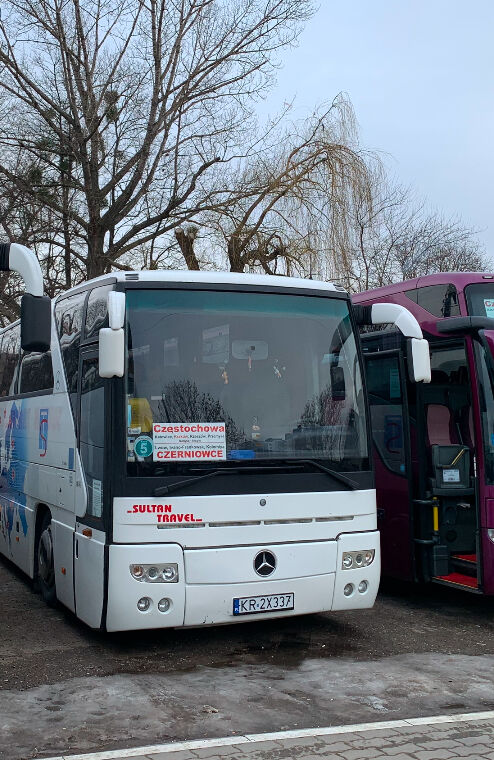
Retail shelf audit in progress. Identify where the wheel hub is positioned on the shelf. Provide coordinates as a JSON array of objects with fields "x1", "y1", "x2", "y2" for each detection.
[{"x1": 38, "y1": 527, "x2": 54, "y2": 587}]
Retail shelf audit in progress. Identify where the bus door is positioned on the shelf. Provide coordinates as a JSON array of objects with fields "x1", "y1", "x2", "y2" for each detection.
[
  {"x1": 415, "y1": 342, "x2": 479, "y2": 590},
  {"x1": 74, "y1": 349, "x2": 107, "y2": 628},
  {"x1": 364, "y1": 350, "x2": 413, "y2": 580}
]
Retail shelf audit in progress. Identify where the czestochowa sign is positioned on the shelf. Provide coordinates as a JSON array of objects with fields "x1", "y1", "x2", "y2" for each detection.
[{"x1": 152, "y1": 422, "x2": 227, "y2": 461}]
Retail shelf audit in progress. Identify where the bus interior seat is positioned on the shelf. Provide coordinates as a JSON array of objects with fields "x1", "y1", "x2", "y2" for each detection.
[
  {"x1": 129, "y1": 397, "x2": 153, "y2": 433},
  {"x1": 426, "y1": 404, "x2": 459, "y2": 447}
]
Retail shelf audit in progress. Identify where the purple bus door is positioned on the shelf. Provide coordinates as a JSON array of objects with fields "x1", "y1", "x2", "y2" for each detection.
[{"x1": 365, "y1": 351, "x2": 414, "y2": 581}]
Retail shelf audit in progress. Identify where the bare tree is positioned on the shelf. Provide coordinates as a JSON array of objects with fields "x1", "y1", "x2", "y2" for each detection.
[
  {"x1": 179, "y1": 96, "x2": 371, "y2": 276},
  {"x1": 0, "y1": 0, "x2": 314, "y2": 279},
  {"x1": 333, "y1": 165, "x2": 489, "y2": 292}
]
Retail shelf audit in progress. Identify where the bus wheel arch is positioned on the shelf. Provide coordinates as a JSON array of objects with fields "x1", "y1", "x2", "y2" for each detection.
[{"x1": 34, "y1": 505, "x2": 57, "y2": 607}]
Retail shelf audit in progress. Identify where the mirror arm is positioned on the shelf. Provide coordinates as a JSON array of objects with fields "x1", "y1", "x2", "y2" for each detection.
[
  {"x1": 0, "y1": 242, "x2": 51, "y2": 352},
  {"x1": 354, "y1": 300, "x2": 431, "y2": 383},
  {"x1": 354, "y1": 301, "x2": 424, "y2": 339},
  {"x1": 0, "y1": 242, "x2": 44, "y2": 296}
]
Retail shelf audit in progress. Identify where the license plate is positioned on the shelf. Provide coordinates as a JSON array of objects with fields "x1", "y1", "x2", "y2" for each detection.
[{"x1": 233, "y1": 592, "x2": 294, "y2": 615}]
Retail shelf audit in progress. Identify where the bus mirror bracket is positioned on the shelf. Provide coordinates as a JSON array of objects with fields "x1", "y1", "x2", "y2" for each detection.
[
  {"x1": 437, "y1": 316, "x2": 494, "y2": 334},
  {"x1": 99, "y1": 291, "x2": 125, "y2": 378},
  {"x1": 108, "y1": 291, "x2": 125, "y2": 329},
  {"x1": 0, "y1": 242, "x2": 51, "y2": 353},
  {"x1": 354, "y1": 301, "x2": 431, "y2": 383}
]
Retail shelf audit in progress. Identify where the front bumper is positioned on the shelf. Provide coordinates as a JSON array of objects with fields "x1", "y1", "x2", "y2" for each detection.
[{"x1": 105, "y1": 531, "x2": 380, "y2": 631}]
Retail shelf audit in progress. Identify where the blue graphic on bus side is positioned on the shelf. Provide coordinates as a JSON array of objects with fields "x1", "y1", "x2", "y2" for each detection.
[
  {"x1": 1, "y1": 401, "x2": 28, "y2": 545},
  {"x1": 39, "y1": 408, "x2": 49, "y2": 457}
]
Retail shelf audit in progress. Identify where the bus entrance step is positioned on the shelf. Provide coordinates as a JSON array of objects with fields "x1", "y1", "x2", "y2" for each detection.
[
  {"x1": 433, "y1": 571, "x2": 479, "y2": 591},
  {"x1": 451, "y1": 553, "x2": 477, "y2": 564},
  {"x1": 451, "y1": 553, "x2": 478, "y2": 576}
]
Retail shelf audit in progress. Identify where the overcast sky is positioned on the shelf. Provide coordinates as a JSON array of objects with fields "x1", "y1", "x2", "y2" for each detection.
[{"x1": 258, "y1": 0, "x2": 494, "y2": 254}]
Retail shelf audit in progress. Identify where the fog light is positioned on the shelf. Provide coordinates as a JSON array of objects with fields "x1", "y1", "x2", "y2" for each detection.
[
  {"x1": 130, "y1": 564, "x2": 144, "y2": 579},
  {"x1": 343, "y1": 554, "x2": 353, "y2": 569},
  {"x1": 358, "y1": 580, "x2": 368, "y2": 593},
  {"x1": 343, "y1": 583, "x2": 354, "y2": 597},
  {"x1": 158, "y1": 598, "x2": 171, "y2": 613},
  {"x1": 163, "y1": 565, "x2": 178, "y2": 582},
  {"x1": 147, "y1": 566, "x2": 159, "y2": 580},
  {"x1": 137, "y1": 596, "x2": 151, "y2": 612}
]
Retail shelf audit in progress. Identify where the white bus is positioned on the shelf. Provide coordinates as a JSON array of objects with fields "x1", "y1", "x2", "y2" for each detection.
[{"x1": 0, "y1": 244, "x2": 430, "y2": 631}]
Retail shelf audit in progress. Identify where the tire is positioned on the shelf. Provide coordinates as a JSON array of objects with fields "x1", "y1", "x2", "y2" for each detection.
[{"x1": 35, "y1": 512, "x2": 57, "y2": 607}]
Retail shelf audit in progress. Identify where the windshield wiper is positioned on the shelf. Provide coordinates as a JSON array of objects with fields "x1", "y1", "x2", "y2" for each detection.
[
  {"x1": 153, "y1": 464, "x2": 305, "y2": 496},
  {"x1": 153, "y1": 460, "x2": 357, "y2": 496},
  {"x1": 285, "y1": 459, "x2": 360, "y2": 490},
  {"x1": 154, "y1": 468, "x2": 240, "y2": 496}
]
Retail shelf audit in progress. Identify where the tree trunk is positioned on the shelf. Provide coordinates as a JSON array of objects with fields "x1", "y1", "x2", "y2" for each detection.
[
  {"x1": 175, "y1": 227, "x2": 200, "y2": 270},
  {"x1": 86, "y1": 226, "x2": 107, "y2": 280},
  {"x1": 227, "y1": 234, "x2": 244, "y2": 272}
]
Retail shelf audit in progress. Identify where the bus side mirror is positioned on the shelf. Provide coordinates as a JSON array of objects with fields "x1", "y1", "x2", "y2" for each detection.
[
  {"x1": 330, "y1": 365, "x2": 346, "y2": 400},
  {"x1": 99, "y1": 328, "x2": 124, "y2": 378},
  {"x1": 99, "y1": 291, "x2": 125, "y2": 378},
  {"x1": 20, "y1": 294, "x2": 51, "y2": 352},
  {"x1": 407, "y1": 337, "x2": 431, "y2": 383}
]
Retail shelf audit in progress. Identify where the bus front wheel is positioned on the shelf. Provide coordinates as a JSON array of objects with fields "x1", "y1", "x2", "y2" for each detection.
[{"x1": 36, "y1": 513, "x2": 57, "y2": 607}]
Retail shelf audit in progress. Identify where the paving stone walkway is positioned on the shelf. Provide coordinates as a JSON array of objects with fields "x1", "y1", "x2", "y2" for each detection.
[{"x1": 47, "y1": 716, "x2": 494, "y2": 760}]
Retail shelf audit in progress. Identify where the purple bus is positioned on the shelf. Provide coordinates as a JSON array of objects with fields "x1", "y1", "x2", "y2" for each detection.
[{"x1": 353, "y1": 273, "x2": 494, "y2": 594}]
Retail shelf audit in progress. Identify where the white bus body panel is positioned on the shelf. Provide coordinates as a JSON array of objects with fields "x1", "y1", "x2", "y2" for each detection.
[
  {"x1": 74, "y1": 524, "x2": 105, "y2": 628},
  {"x1": 184, "y1": 541, "x2": 338, "y2": 584},
  {"x1": 113, "y1": 489, "x2": 376, "y2": 546},
  {"x1": 107, "y1": 491, "x2": 379, "y2": 631},
  {"x1": 106, "y1": 531, "x2": 380, "y2": 631},
  {"x1": 0, "y1": 305, "x2": 82, "y2": 613},
  {"x1": 0, "y1": 392, "x2": 78, "y2": 573}
]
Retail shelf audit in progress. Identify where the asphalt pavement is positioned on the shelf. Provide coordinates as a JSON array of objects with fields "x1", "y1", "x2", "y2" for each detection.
[{"x1": 3, "y1": 555, "x2": 494, "y2": 760}]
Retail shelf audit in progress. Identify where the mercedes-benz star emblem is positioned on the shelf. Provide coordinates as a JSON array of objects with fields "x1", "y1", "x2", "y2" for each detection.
[{"x1": 254, "y1": 550, "x2": 277, "y2": 577}]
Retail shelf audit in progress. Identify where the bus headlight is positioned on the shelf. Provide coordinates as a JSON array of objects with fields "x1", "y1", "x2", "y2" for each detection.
[
  {"x1": 342, "y1": 550, "x2": 375, "y2": 570},
  {"x1": 137, "y1": 596, "x2": 151, "y2": 612},
  {"x1": 163, "y1": 565, "x2": 178, "y2": 582},
  {"x1": 130, "y1": 564, "x2": 145, "y2": 579},
  {"x1": 130, "y1": 563, "x2": 179, "y2": 582}
]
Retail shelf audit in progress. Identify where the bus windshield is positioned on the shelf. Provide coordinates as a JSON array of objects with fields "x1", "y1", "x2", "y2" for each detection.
[
  {"x1": 465, "y1": 283, "x2": 494, "y2": 318},
  {"x1": 125, "y1": 289, "x2": 368, "y2": 475}
]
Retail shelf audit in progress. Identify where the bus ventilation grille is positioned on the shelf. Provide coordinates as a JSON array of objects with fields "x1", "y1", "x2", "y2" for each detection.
[{"x1": 125, "y1": 273, "x2": 139, "y2": 281}]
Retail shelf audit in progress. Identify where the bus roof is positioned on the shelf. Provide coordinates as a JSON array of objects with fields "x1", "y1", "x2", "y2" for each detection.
[
  {"x1": 59, "y1": 270, "x2": 344, "y2": 298},
  {"x1": 353, "y1": 271, "x2": 494, "y2": 302}
]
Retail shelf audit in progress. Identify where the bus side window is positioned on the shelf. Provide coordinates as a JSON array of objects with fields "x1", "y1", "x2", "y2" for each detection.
[
  {"x1": 19, "y1": 351, "x2": 54, "y2": 394},
  {"x1": 55, "y1": 291, "x2": 86, "y2": 410},
  {"x1": 80, "y1": 356, "x2": 105, "y2": 520},
  {"x1": 415, "y1": 284, "x2": 460, "y2": 318},
  {"x1": 85, "y1": 285, "x2": 112, "y2": 341},
  {"x1": 0, "y1": 324, "x2": 21, "y2": 397}
]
